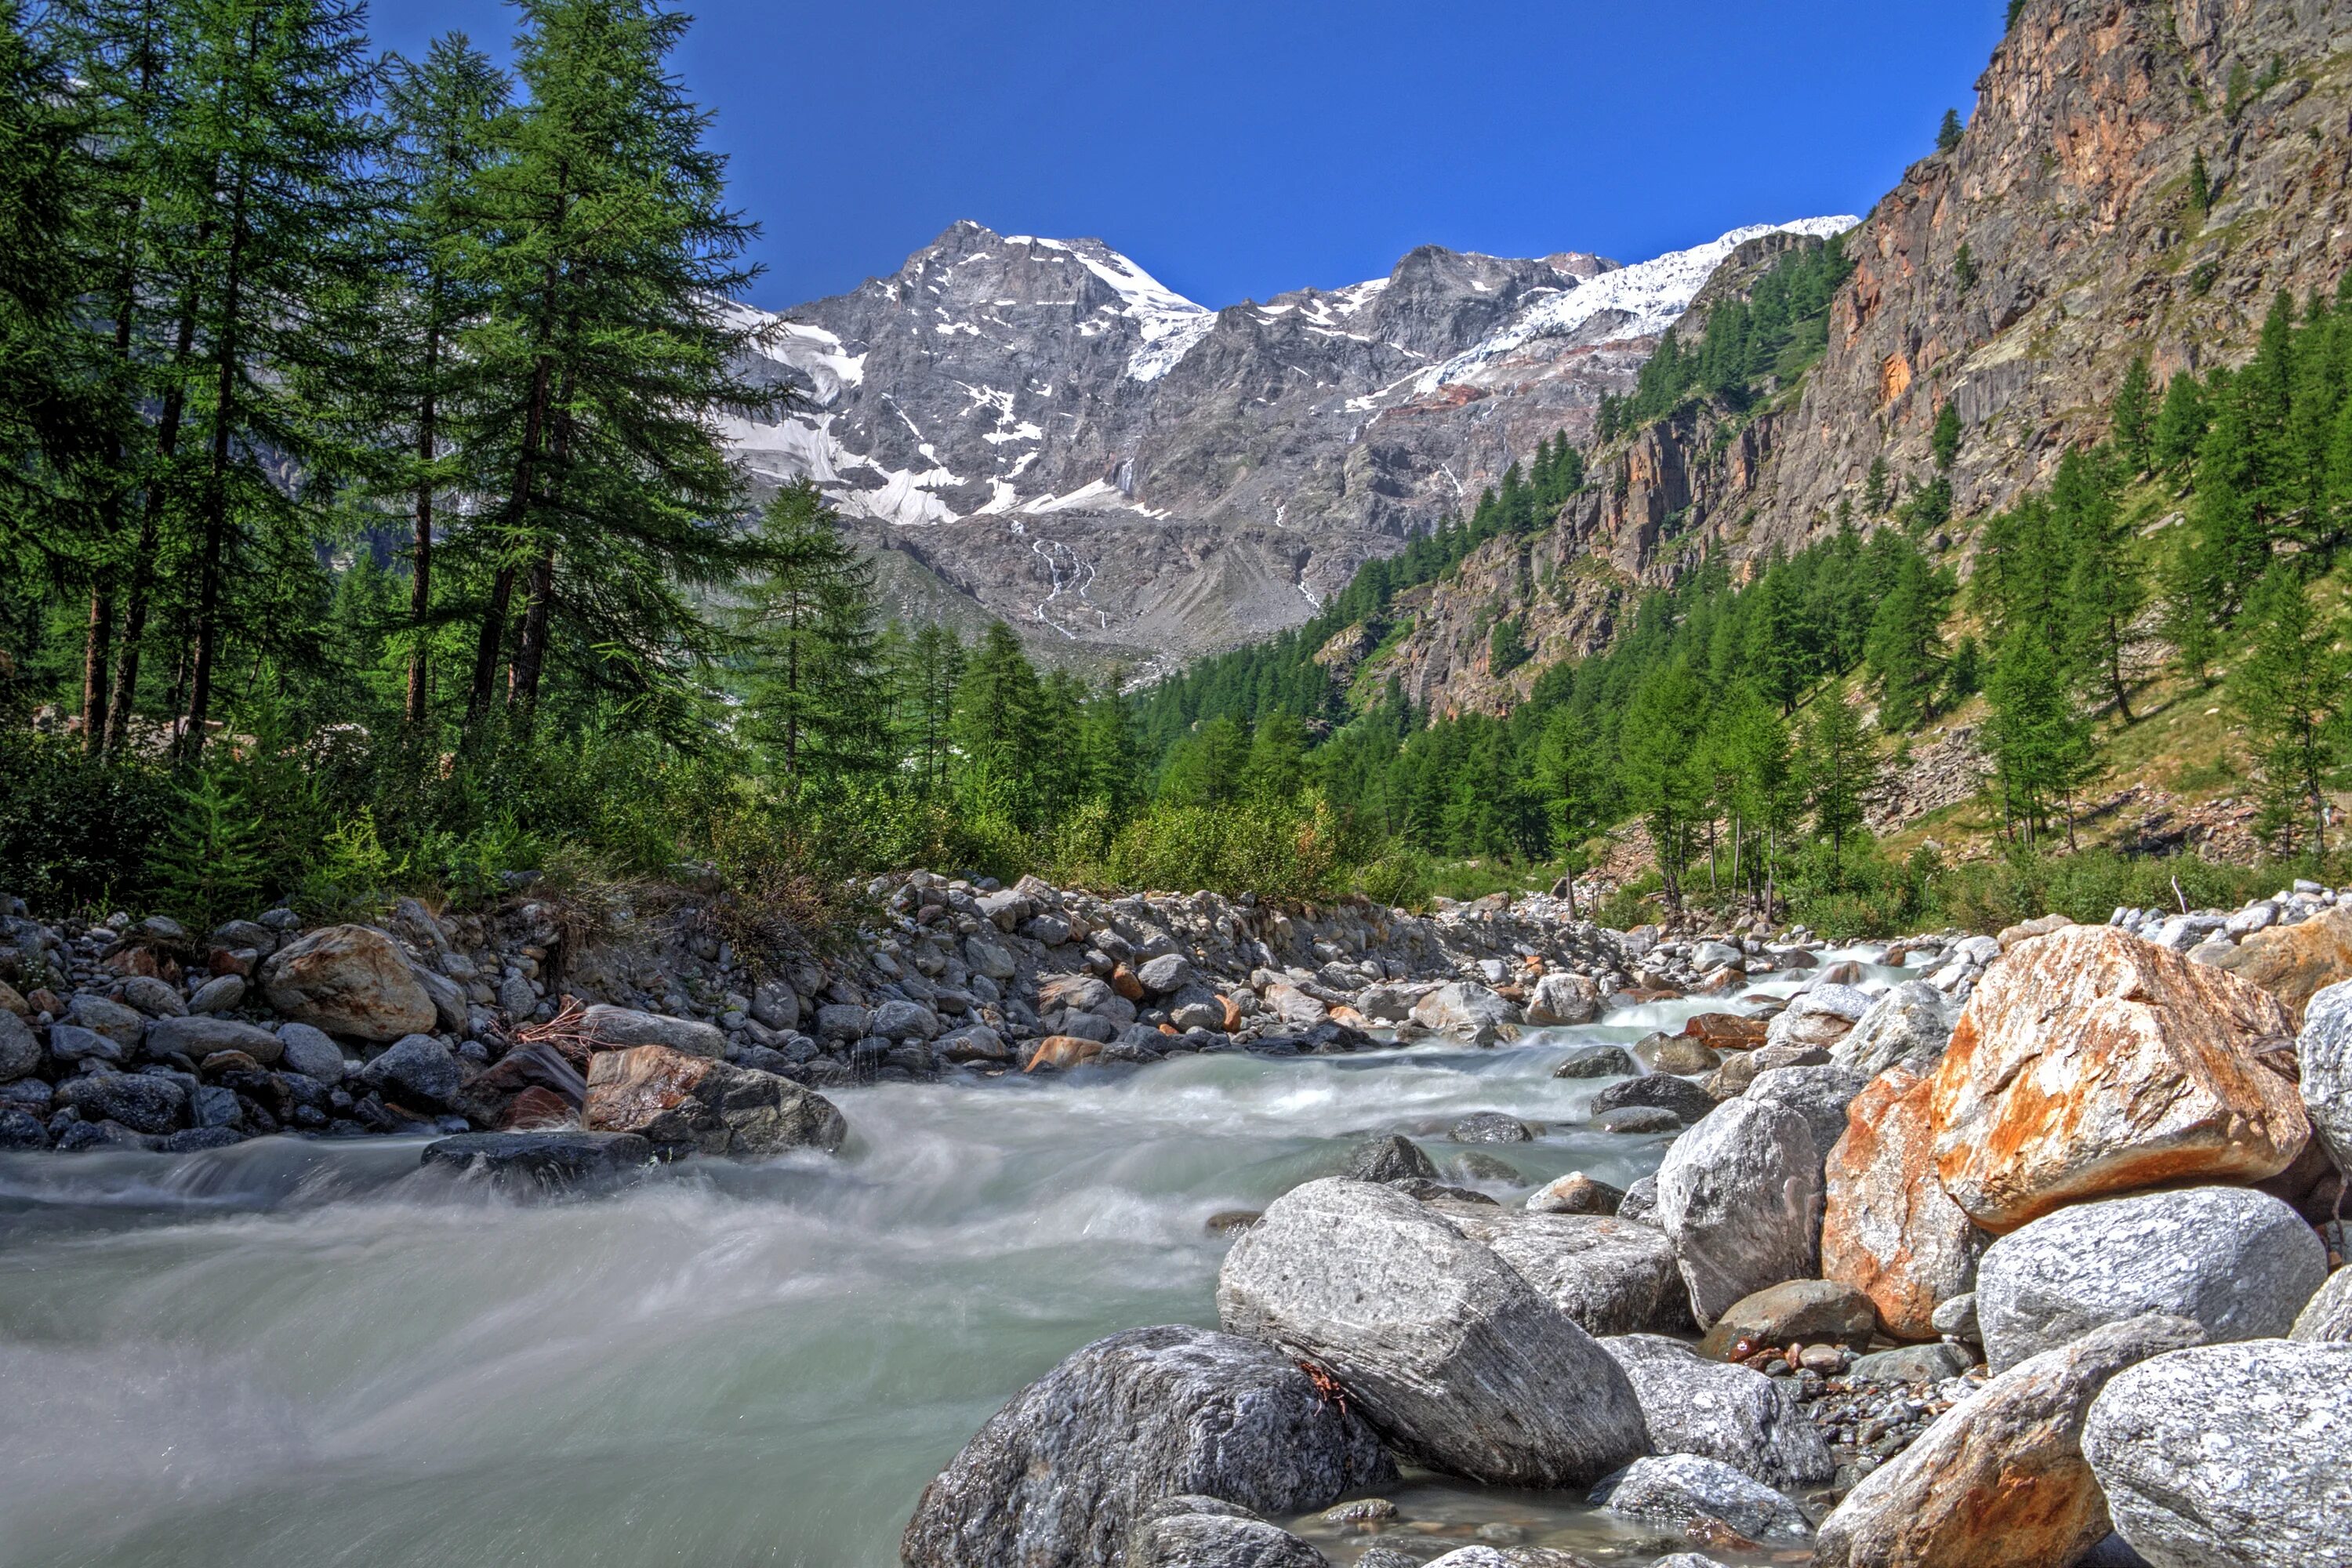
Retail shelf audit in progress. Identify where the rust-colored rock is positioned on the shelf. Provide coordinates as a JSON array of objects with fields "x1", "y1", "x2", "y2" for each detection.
[
  {"x1": 1929, "y1": 926, "x2": 2310, "y2": 1233},
  {"x1": 2216, "y1": 907, "x2": 2352, "y2": 1022},
  {"x1": 1024, "y1": 1035, "x2": 1102, "y2": 1073},
  {"x1": 261, "y1": 924, "x2": 437, "y2": 1042},
  {"x1": 582, "y1": 1044, "x2": 844, "y2": 1160},
  {"x1": 500, "y1": 1085, "x2": 575, "y2": 1130},
  {"x1": 1109, "y1": 964, "x2": 1145, "y2": 1003},
  {"x1": 1683, "y1": 1012, "x2": 1768, "y2": 1050},
  {"x1": 1823, "y1": 1065, "x2": 1985, "y2": 1340}
]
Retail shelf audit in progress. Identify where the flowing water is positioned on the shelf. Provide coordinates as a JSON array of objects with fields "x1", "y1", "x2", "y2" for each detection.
[{"x1": 0, "y1": 961, "x2": 1899, "y2": 1568}]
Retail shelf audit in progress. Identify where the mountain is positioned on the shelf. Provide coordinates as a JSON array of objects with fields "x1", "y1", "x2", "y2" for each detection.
[
  {"x1": 1345, "y1": 0, "x2": 2352, "y2": 722},
  {"x1": 722, "y1": 216, "x2": 1853, "y2": 672}
]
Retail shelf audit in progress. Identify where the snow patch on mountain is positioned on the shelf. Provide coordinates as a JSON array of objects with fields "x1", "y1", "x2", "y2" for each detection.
[{"x1": 1008, "y1": 234, "x2": 1216, "y2": 382}]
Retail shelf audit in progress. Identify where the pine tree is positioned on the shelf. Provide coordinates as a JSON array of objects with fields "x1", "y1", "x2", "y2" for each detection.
[
  {"x1": 2187, "y1": 380, "x2": 2267, "y2": 619},
  {"x1": 1864, "y1": 546, "x2": 1948, "y2": 731},
  {"x1": 1863, "y1": 455, "x2": 1892, "y2": 516},
  {"x1": 1074, "y1": 674, "x2": 1142, "y2": 823},
  {"x1": 2054, "y1": 446, "x2": 2141, "y2": 720},
  {"x1": 1931, "y1": 401, "x2": 1962, "y2": 472},
  {"x1": 1936, "y1": 108, "x2": 1964, "y2": 154},
  {"x1": 1533, "y1": 706, "x2": 1610, "y2": 916},
  {"x1": 2234, "y1": 565, "x2": 2347, "y2": 860},
  {"x1": 951, "y1": 622, "x2": 1046, "y2": 828},
  {"x1": 891, "y1": 622, "x2": 964, "y2": 795},
  {"x1": 2151, "y1": 367, "x2": 2208, "y2": 480},
  {"x1": 1619, "y1": 660, "x2": 1708, "y2": 907},
  {"x1": 1984, "y1": 626, "x2": 2093, "y2": 848},
  {"x1": 1798, "y1": 688, "x2": 1877, "y2": 888},
  {"x1": 2111, "y1": 355, "x2": 2154, "y2": 475},
  {"x1": 2187, "y1": 148, "x2": 2212, "y2": 222},
  {"x1": 736, "y1": 482, "x2": 880, "y2": 785}
]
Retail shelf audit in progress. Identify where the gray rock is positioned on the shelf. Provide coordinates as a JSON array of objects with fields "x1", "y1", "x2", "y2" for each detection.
[
  {"x1": 813, "y1": 1004, "x2": 870, "y2": 1042},
  {"x1": 190, "y1": 1084, "x2": 241, "y2": 1128},
  {"x1": 55, "y1": 1118, "x2": 155, "y2": 1151},
  {"x1": 1524, "y1": 1173, "x2": 1624, "y2": 1216},
  {"x1": 1599, "y1": 1334, "x2": 1834, "y2": 1490},
  {"x1": 275, "y1": 1023, "x2": 347, "y2": 1083},
  {"x1": 41, "y1": 1023, "x2": 120, "y2": 1064},
  {"x1": 964, "y1": 938, "x2": 1017, "y2": 982},
  {"x1": 1444, "y1": 1210, "x2": 1692, "y2": 1339},
  {"x1": 0, "y1": 1106, "x2": 49, "y2": 1148},
  {"x1": 1742, "y1": 1063, "x2": 1867, "y2": 1176},
  {"x1": 1596, "y1": 1106, "x2": 1682, "y2": 1135},
  {"x1": 1449, "y1": 1111, "x2": 1533, "y2": 1144},
  {"x1": 118, "y1": 975, "x2": 187, "y2": 1017},
  {"x1": 496, "y1": 972, "x2": 535, "y2": 1020},
  {"x1": 1764, "y1": 985, "x2": 1869, "y2": 1051},
  {"x1": 1930, "y1": 1290, "x2": 1979, "y2": 1341},
  {"x1": 1448, "y1": 1149, "x2": 1521, "y2": 1183},
  {"x1": 145, "y1": 1014, "x2": 284, "y2": 1065},
  {"x1": 2291, "y1": 1267, "x2": 2352, "y2": 1341},
  {"x1": 937, "y1": 1024, "x2": 1007, "y2": 1064},
  {"x1": 420, "y1": 1131, "x2": 651, "y2": 1191},
  {"x1": 1339, "y1": 1134, "x2": 1436, "y2": 1185},
  {"x1": 1134, "y1": 953, "x2": 1195, "y2": 995},
  {"x1": 871, "y1": 998, "x2": 942, "y2": 1042},
  {"x1": 1616, "y1": 1174, "x2": 1658, "y2": 1225},
  {"x1": 64, "y1": 993, "x2": 146, "y2": 1047},
  {"x1": 2084, "y1": 1339, "x2": 2352, "y2": 1568},
  {"x1": 1655, "y1": 1098, "x2": 1821, "y2": 1327},
  {"x1": 1849, "y1": 1341, "x2": 1975, "y2": 1384},
  {"x1": 358, "y1": 1033, "x2": 463, "y2": 1111},
  {"x1": 1216, "y1": 1178, "x2": 1646, "y2": 1487},
  {"x1": 1590, "y1": 1453, "x2": 1811, "y2": 1544},
  {"x1": 1121, "y1": 1496, "x2": 1328, "y2": 1568},
  {"x1": 1589, "y1": 1073, "x2": 1715, "y2": 1125},
  {"x1": 1410, "y1": 982, "x2": 1519, "y2": 1044},
  {"x1": 1552, "y1": 1044, "x2": 1635, "y2": 1079},
  {"x1": 186, "y1": 974, "x2": 245, "y2": 1014},
  {"x1": 55, "y1": 1072, "x2": 187, "y2": 1135},
  {"x1": 1832, "y1": 981, "x2": 1957, "y2": 1077},
  {"x1": 1526, "y1": 971, "x2": 1599, "y2": 1026},
  {"x1": 900, "y1": 1324, "x2": 1391, "y2": 1568},
  {"x1": 1976, "y1": 1186, "x2": 2330, "y2": 1371},
  {"x1": 579, "y1": 1004, "x2": 728, "y2": 1058},
  {"x1": 750, "y1": 979, "x2": 800, "y2": 1032},
  {"x1": 0, "y1": 1009, "x2": 38, "y2": 1080},
  {"x1": 413, "y1": 964, "x2": 467, "y2": 1033},
  {"x1": 2299, "y1": 979, "x2": 2352, "y2": 1167}
]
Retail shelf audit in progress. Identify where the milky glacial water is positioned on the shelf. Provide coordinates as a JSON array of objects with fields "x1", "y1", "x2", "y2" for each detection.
[{"x1": 0, "y1": 964, "x2": 1896, "y2": 1568}]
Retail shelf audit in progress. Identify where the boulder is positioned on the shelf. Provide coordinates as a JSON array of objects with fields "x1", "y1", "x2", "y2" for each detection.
[
  {"x1": 0, "y1": 1009, "x2": 38, "y2": 1080},
  {"x1": 358, "y1": 1033, "x2": 462, "y2": 1111},
  {"x1": 1684, "y1": 1012, "x2": 1768, "y2": 1051},
  {"x1": 1741, "y1": 1064, "x2": 1866, "y2": 1174},
  {"x1": 118, "y1": 975, "x2": 186, "y2": 1017},
  {"x1": 2299, "y1": 978, "x2": 2352, "y2": 1168},
  {"x1": 1410, "y1": 982, "x2": 1519, "y2": 1044},
  {"x1": 583, "y1": 1044, "x2": 845, "y2": 1160},
  {"x1": 1821, "y1": 1065, "x2": 1986, "y2": 1341},
  {"x1": 750, "y1": 979, "x2": 800, "y2": 1032},
  {"x1": 1216, "y1": 1178, "x2": 1646, "y2": 1487},
  {"x1": 1134, "y1": 953, "x2": 1196, "y2": 996},
  {"x1": 44, "y1": 1023, "x2": 122, "y2": 1064},
  {"x1": 1617, "y1": 1174, "x2": 1658, "y2": 1225},
  {"x1": 1524, "y1": 1172, "x2": 1621, "y2": 1216},
  {"x1": 1339, "y1": 1134, "x2": 1436, "y2": 1184},
  {"x1": 260, "y1": 925, "x2": 438, "y2": 1041},
  {"x1": 871, "y1": 999, "x2": 942, "y2": 1042},
  {"x1": 2083, "y1": 1339, "x2": 2352, "y2": 1568},
  {"x1": 1849, "y1": 1341, "x2": 1976, "y2": 1384},
  {"x1": 1120, "y1": 1497, "x2": 1329, "y2": 1568},
  {"x1": 1655, "y1": 1099, "x2": 1822, "y2": 1327},
  {"x1": 146, "y1": 1014, "x2": 284, "y2": 1066},
  {"x1": 1599, "y1": 1334, "x2": 1834, "y2": 1490},
  {"x1": 1710, "y1": 1043, "x2": 1829, "y2": 1097},
  {"x1": 1552, "y1": 1044, "x2": 1635, "y2": 1079},
  {"x1": 1929, "y1": 925, "x2": 2312, "y2": 1232},
  {"x1": 2291, "y1": 1266, "x2": 2352, "y2": 1341},
  {"x1": 1588, "y1": 1453, "x2": 1810, "y2": 1544},
  {"x1": 1813, "y1": 1313, "x2": 2203, "y2": 1568},
  {"x1": 579, "y1": 1004, "x2": 729, "y2": 1059},
  {"x1": 1525, "y1": 972, "x2": 1599, "y2": 1026},
  {"x1": 55, "y1": 1072, "x2": 187, "y2": 1134},
  {"x1": 899, "y1": 1324, "x2": 1391, "y2": 1568},
  {"x1": 813, "y1": 1003, "x2": 870, "y2": 1043},
  {"x1": 1632, "y1": 1033, "x2": 1721, "y2": 1076},
  {"x1": 1974, "y1": 1185, "x2": 2329, "y2": 1372},
  {"x1": 1589, "y1": 1073, "x2": 1715, "y2": 1126},
  {"x1": 937, "y1": 1024, "x2": 1007, "y2": 1064},
  {"x1": 1025, "y1": 1036, "x2": 1103, "y2": 1072},
  {"x1": 187, "y1": 975, "x2": 245, "y2": 1014},
  {"x1": 1261, "y1": 983, "x2": 1329, "y2": 1029},
  {"x1": 1448, "y1": 1111, "x2": 1533, "y2": 1144},
  {"x1": 1693, "y1": 1279, "x2": 1876, "y2": 1359},
  {"x1": 1442, "y1": 1208, "x2": 1690, "y2": 1338},
  {"x1": 419, "y1": 1131, "x2": 651, "y2": 1191},
  {"x1": 1763, "y1": 986, "x2": 1869, "y2": 1051},
  {"x1": 2214, "y1": 904, "x2": 2352, "y2": 1019},
  {"x1": 64, "y1": 993, "x2": 146, "y2": 1047},
  {"x1": 1831, "y1": 981, "x2": 1957, "y2": 1077}
]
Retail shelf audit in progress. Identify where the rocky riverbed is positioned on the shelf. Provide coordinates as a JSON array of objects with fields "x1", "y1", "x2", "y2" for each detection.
[{"x1": 1, "y1": 877, "x2": 2348, "y2": 1567}]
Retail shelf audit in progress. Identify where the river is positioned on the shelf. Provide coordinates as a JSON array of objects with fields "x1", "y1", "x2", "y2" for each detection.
[{"x1": 0, "y1": 961, "x2": 1896, "y2": 1568}]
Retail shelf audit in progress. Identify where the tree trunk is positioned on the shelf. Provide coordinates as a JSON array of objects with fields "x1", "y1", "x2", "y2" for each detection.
[
  {"x1": 405, "y1": 335, "x2": 438, "y2": 727},
  {"x1": 106, "y1": 292, "x2": 199, "y2": 755},
  {"x1": 506, "y1": 547, "x2": 556, "y2": 718},
  {"x1": 182, "y1": 161, "x2": 253, "y2": 764},
  {"x1": 81, "y1": 583, "x2": 113, "y2": 753}
]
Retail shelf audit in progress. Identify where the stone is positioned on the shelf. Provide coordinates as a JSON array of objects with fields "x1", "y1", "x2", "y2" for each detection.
[
  {"x1": 55, "y1": 1072, "x2": 188, "y2": 1134},
  {"x1": 1409, "y1": 982, "x2": 1519, "y2": 1043},
  {"x1": 1449, "y1": 1111, "x2": 1533, "y2": 1144},
  {"x1": 1525, "y1": 971, "x2": 1599, "y2": 1025},
  {"x1": 964, "y1": 938, "x2": 1017, "y2": 982},
  {"x1": 937, "y1": 1024, "x2": 1007, "y2": 1064},
  {"x1": 1340, "y1": 1134, "x2": 1436, "y2": 1184},
  {"x1": 118, "y1": 975, "x2": 187, "y2": 1017},
  {"x1": 1974, "y1": 1185, "x2": 2330, "y2": 1372},
  {"x1": 1589, "y1": 1073, "x2": 1715, "y2": 1125},
  {"x1": 1525, "y1": 1172, "x2": 1621, "y2": 1216},
  {"x1": 1599, "y1": 1334, "x2": 1834, "y2": 1490},
  {"x1": 2291, "y1": 1267, "x2": 2352, "y2": 1341},
  {"x1": 1617, "y1": 1174, "x2": 1658, "y2": 1225},
  {"x1": 750, "y1": 979, "x2": 800, "y2": 1032},
  {"x1": 1684, "y1": 1012, "x2": 1769, "y2": 1051},
  {"x1": 899, "y1": 1324, "x2": 1391, "y2": 1568},
  {"x1": 1589, "y1": 1453, "x2": 1810, "y2": 1544},
  {"x1": 56, "y1": 1118, "x2": 156, "y2": 1151},
  {"x1": 579, "y1": 1004, "x2": 729, "y2": 1059},
  {"x1": 145, "y1": 1014, "x2": 285, "y2": 1066},
  {"x1": 358, "y1": 1033, "x2": 463, "y2": 1111},
  {"x1": 160, "y1": 1126, "x2": 241, "y2": 1152},
  {"x1": 1134, "y1": 953, "x2": 1195, "y2": 995},
  {"x1": 64, "y1": 993, "x2": 146, "y2": 1047},
  {"x1": 1633, "y1": 1033, "x2": 1721, "y2": 1075},
  {"x1": 1849, "y1": 1341, "x2": 1976, "y2": 1384},
  {"x1": 2299, "y1": 978, "x2": 2352, "y2": 1168},
  {"x1": 0, "y1": 1009, "x2": 38, "y2": 1080},
  {"x1": 583, "y1": 1044, "x2": 846, "y2": 1160},
  {"x1": 1932, "y1": 1290, "x2": 1979, "y2": 1339},
  {"x1": 1929, "y1": 925, "x2": 2312, "y2": 1232},
  {"x1": 871, "y1": 999, "x2": 942, "y2": 1042},
  {"x1": 1763, "y1": 986, "x2": 1869, "y2": 1051},
  {"x1": 1694, "y1": 1280, "x2": 1876, "y2": 1359},
  {"x1": 1443, "y1": 1209, "x2": 1690, "y2": 1338},
  {"x1": 414, "y1": 965, "x2": 466, "y2": 1033},
  {"x1": 274, "y1": 1023, "x2": 347, "y2": 1083},
  {"x1": 1831, "y1": 982, "x2": 1957, "y2": 1077},
  {"x1": 1596, "y1": 1106, "x2": 1680, "y2": 1134},
  {"x1": 1710, "y1": 1043, "x2": 1830, "y2": 1097},
  {"x1": 260, "y1": 925, "x2": 438, "y2": 1041},
  {"x1": 419, "y1": 1131, "x2": 651, "y2": 1191},
  {"x1": 2214, "y1": 904, "x2": 2352, "y2": 1019},
  {"x1": 1821, "y1": 1065, "x2": 1986, "y2": 1341},
  {"x1": 1741, "y1": 1063, "x2": 1865, "y2": 1174},
  {"x1": 45, "y1": 1022, "x2": 122, "y2": 1064},
  {"x1": 1656, "y1": 1099, "x2": 1822, "y2": 1327},
  {"x1": 186, "y1": 974, "x2": 245, "y2": 1014},
  {"x1": 1216, "y1": 1178, "x2": 1647, "y2": 1487},
  {"x1": 1813, "y1": 1314, "x2": 2203, "y2": 1568},
  {"x1": 1121, "y1": 1496, "x2": 1329, "y2": 1568},
  {"x1": 1025, "y1": 1036, "x2": 1103, "y2": 1072},
  {"x1": 1261, "y1": 982, "x2": 1328, "y2": 1029},
  {"x1": 1552, "y1": 1044, "x2": 1635, "y2": 1079},
  {"x1": 2083, "y1": 1339, "x2": 2352, "y2": 1568}
]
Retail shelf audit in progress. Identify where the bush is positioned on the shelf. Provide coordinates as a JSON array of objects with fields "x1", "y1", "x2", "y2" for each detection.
[
  {"x1": 1095, "y1": 798, "x2": 1346, "y2": 902},
  {"x1": 1355, "y1": 846, "x2": 1435, "y2": 912},
  {"x1": 0, "y1": 734, "x2": 178, "y2": 913},
  {"x1": 1929, "y1": 848, "x2": 2278, "y2": 932}
]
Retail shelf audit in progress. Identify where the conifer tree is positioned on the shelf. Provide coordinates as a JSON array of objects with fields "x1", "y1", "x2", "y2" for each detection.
[
  {"x1": 1864, "y1": 546, "x2": 1948, "y2": 731},
  {"x1": 1984, "y1": 626, "x2": 2092, "y2": 848},
  {"x1": 1075, "y1": 674, "x2": 1142, "y2": 822},
  {"x1": 2187, "y1": 378, "x2": 2267, "y2": 621},
  {"x1": 1620, "y1": 660, "x2": 1708, "y2": 907},
  {"x1": 951, "y1": 622, "x2": 1046, "y2": 828},
  {"x1": 890, "y1": 622, "x2": 964, "y2": 795},
  {"x1": 1936, "y1": 109, "x2": 1964, "y2": 154},
  {"x1": 2055, "y1": 446, "x2": 2140, "y2": 720},
  {"x1": 2234, "y1": 565, "x2": 2347, "y2": 859},
  {"x1": 1533, "y1": 706, "x2": 1609, "y2": 916},
  {"x1": 1863, "y1": 455, "x2": 1892, "y2": 515},
  {"x1": 2111, "y1": 355, "x2": 2154, "y2": 475},
  {"x1": 1798, "y1": 688, "x2": 1876, "y2": 887},
  {"x1": 2151, "y1": 366, "x2": 2208, "y2": 480},
  {"x1": 1931, "y1": 401, "x2": 1962, "y2": 472},
  {"x1": 735, "y1": 482, "x2": 879, "y2": 785},
  {"x1": 1240, "y1": 710, "x2": 1309, "y2": 808}
]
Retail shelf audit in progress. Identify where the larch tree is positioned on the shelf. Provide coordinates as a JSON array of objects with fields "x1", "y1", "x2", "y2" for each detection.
[{"x1": 2234, "y1": 565, "x2": 2347, "y2": 860}]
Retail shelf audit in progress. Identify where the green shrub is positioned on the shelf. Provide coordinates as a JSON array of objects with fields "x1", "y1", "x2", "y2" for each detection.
[
  {"x1": 1356, "y1": 846, "x2": 1435, "y2": 912},
  {"x1": 0, "y1": 735, "x2": 178, "y2": 913}
]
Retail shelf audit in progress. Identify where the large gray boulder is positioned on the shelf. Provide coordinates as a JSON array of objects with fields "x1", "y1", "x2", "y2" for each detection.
[
  {"x1": 1216, "y1": 1178, "x2": 1646, "y2": 1488},
  {"x1": 899, "y1": 1324, "x2": 1390, "y2": 1568},
  {"x1": 1120, "y1": 1496, "x2": 1328, "y2": 1568},
  {"x1": 0, "y1": 1009, "x2": 38, "y2": 1080},
  {"x1": 358, "y1": 1033, "x2": 463, "y2": 1111},
  {"x1": 55, "y1": 1071, "x2": 187, "y2": 1135},
  {"x1": 1975, "y1": 1186, "x2": 2330, "y2": 1372},
  {"x1": 2299, "y1": 979, "x2": 2352, "y2": 1166},
  {"x1": 1589, "y1": 1072, "x2": 1715, "y2": 1126},
  {"x1": 1654, "y1": 1098, "x2": 1822, "y2": 1327},
  {"x1": 419, "y1": 1131, "x2": 651, "y2": 1192},
  {"x1": 274, "y1": 1023, "x2": 348, "y2": 1083},
  {"x1": 579, "y1": 1004, "x2": 728, "y2": 1059},
  {"x1": 1589, "y1": 1452, "x2": 1811, "y2": 1544},
  {"x1": 1815, "y1": 1314, "x2": 2202, "y2": 1568},
  {"x1": 1764, "y1": 985, "x2": 1869, "y2": 1051},
  {"x1": 2084, "y1": 1339, "x2": 2352, "y2": 1568},
  {"x1": 145, "y1": 1014, "x2": 284, "y2": 1065},
  {"x1": 1599, "y1": 1334, "x2": 1835, "y2": 1491},
  {"x1": 1409, "y1": 982, "x2": 1519, "y2": 1044},
  {"x1": 1441, "y1": 1209, "x2": 1690, "y2": 1338},
  {"x1": 2291, "y1": 1267, "x2": 2352, "y2": 1341},
  {"x1": 1831, "y1": 981, "x2": 1956, "y2": 1077},
  {"x1": 1339, "y1": 1134, "x2": 1436, "y2": 1185},
  {"x1": 260, "y1": 924, "x2": 437, "y2": 1040},
  {"x1": 1742, "y1": 1063, "x2": 1867, "y2": 1176}
]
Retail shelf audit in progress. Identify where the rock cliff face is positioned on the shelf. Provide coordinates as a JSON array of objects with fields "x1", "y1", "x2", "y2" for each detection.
[
  {"x1": 724, "y1": 220, "x2": 1849, "y2": 671},
  {"x1": 1361, "y1": 0, "x2": 2352, "y2": 719}
]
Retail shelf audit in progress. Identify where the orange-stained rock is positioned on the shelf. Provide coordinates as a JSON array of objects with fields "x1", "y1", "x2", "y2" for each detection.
[
  {"x1": 500, "y1": 1085, "x2": 576, "y2": 1130},
  {"x1": 583, "y1": 1044, "x2": 844, "y2": 1158},
  {"x1": 1684, "y1": 1012, "x2": 1769, "y2": 1051},
  {"x1": 1109, "y1": 964, "x2": 1145, "y2": 1003},
  {"x1": 1219, "y1": 993, "x2": 1245, "y2": 1032},
  {"x1": 1023, "y1": 1035, "x2": 1102, "y2": 1072},
  {"x1": 261, "y1": 924, "x2": 437, "y2": 1041},
  {"x1": 1824, "y1": 1065, "x2": 1986, "y2": 1340},
  {"x1": 2216, "y1": 906, "x2": 2352, "y2": 1022},
  {"x1": 1929, "y1": 926, "x2": 2310, "y2": 1233}
]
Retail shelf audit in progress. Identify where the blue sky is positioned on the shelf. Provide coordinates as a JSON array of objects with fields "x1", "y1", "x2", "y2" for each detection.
[{"x1": 368, "y1": 0, "x2": 2010, "y2": 312}]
